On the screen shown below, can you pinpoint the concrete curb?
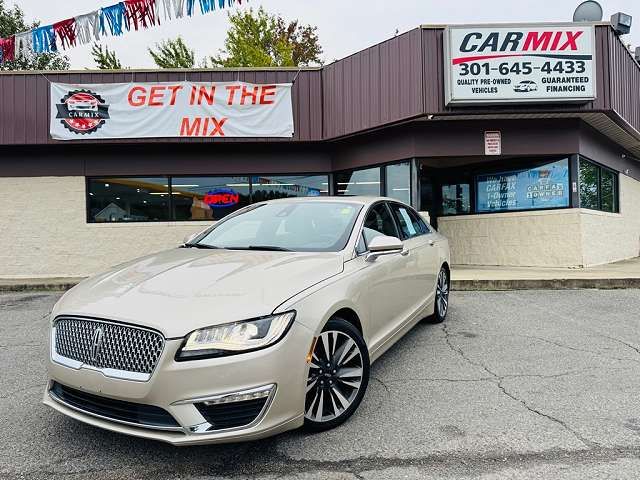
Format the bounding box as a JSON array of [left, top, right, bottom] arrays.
[[452, 278, 640, 291], [2, 278, 640, 293]]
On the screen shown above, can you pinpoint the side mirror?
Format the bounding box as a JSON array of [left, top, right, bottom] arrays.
[[366, 235, 404, 261], [183, 232, 198, 245]]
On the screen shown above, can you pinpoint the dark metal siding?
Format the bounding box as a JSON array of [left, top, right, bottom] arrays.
[[322, 28, 424, 138], [0, 69, 323, 145], [606, 28, 640, 134], [1, 25, 639, 146]]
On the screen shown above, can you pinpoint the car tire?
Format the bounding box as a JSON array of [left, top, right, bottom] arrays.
[[303, 317, 370, 432], [424, 266, 450, 324]]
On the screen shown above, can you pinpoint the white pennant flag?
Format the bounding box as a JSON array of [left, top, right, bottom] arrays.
[[75, 11, 101, 45], [14, 31, 33, 59], [161, 0, 186, 20]]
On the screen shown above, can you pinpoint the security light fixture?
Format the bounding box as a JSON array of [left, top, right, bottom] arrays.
[[611, 12, 632, 35]]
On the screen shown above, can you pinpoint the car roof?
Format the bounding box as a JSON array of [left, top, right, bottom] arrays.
[[258, 196, 407, 207]]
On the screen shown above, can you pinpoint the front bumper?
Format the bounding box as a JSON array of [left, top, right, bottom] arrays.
[[43, 321, 312, 445]]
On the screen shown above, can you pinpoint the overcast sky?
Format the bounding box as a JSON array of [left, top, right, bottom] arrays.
[[7, 0, 640, 69]]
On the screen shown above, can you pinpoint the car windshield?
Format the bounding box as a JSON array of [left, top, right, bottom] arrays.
[[194, 201, 363, 252]]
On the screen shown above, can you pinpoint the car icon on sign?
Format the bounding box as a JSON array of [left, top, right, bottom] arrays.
[[514, 80, 538, 92], [66, 93, 99, 112]]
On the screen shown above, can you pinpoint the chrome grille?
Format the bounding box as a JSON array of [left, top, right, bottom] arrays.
[[54, 317, 164, 376]]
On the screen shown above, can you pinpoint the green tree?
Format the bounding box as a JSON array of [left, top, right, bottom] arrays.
[[209, 7, 322, 67], [0, 0, 69, 71], [91, 43, 123, 70], [148, 36, 195, 69]]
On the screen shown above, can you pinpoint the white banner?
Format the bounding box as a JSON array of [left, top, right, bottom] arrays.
[[445, 23, 596, 105], [50, 81, 294, 140]]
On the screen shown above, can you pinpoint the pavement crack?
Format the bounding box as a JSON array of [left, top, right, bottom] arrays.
[[496, 378, 598, 449], [601, 335, 640, 357], [370, 376, 391, 395], [442, 322, 599, 450]]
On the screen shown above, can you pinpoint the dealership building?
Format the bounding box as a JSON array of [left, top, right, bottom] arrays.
[[1, 21, 640, 278]]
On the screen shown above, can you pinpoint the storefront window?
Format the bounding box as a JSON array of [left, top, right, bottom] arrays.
[[579, 160, 599, 210], [335, 167, 381, 196], [386, 162, 411, 204], [579, 158, 618, 213], [441, 183, 470, 215], [251, 175, 329, 202], [476, 159, 569, 213], [88, 177, 170, 222], [171, 177, 251, 221]]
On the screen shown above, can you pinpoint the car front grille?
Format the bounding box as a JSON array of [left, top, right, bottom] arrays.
[[195, 397, 269, 431], [50, 382, 181, 430], [53, 317, 164, 378]]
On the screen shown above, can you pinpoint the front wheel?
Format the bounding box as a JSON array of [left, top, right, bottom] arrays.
[[303, 318, 370, 432], [425, 266, 450, 324]]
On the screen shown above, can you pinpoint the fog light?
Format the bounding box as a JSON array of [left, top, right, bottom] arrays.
[[202, 384, 274, 406]]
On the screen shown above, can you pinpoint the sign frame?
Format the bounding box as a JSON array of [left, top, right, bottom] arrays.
[[444, 22, 598, 106]]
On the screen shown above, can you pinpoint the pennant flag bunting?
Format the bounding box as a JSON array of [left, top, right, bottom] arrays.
[[0, 36, 15, 62], [32, 25, 57, 53], [101, 3, 128, 36], [161, 0, 186, 20], [54, 19, 78, 50], [186, 0, 196, 17], [14, 31, 33, 59], [125, 0, 160, 31], [0, 0, 244, 64], [75, 12, 102, 45]]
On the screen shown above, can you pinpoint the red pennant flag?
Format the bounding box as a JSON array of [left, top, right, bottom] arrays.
[[0, 36, 15, 62], [125, 0, 160, 31], [53, 18, 77, 49]]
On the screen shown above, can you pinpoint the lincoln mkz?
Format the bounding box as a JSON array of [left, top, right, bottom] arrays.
[[44, 197, 451, 445]]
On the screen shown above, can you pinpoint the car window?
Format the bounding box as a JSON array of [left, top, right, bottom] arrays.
[[197, 202, 362, 252], [389, 204, 429, 239], [362, 203, 398, 245]]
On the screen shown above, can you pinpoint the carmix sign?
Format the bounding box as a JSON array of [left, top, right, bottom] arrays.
[[445, 23, 596, 105]]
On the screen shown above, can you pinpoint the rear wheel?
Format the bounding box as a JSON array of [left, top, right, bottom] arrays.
[[425, 266, 450, 324], [303, 318, 370, 432]]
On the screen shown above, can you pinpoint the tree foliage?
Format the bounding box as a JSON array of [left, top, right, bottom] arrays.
[[91, 43, 123, 69], [210, 7, 322, 67], [0, 0, 69, 71], [148, 36, 195, 69]]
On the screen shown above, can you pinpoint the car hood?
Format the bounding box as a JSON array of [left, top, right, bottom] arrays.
[[54, 248, 344, 338]]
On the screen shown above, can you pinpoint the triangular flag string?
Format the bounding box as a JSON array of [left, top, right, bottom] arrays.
[[0, 0, 244, 64]]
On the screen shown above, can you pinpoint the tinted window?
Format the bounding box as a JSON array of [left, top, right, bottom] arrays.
[[390, 204, 429, 239], [197, 202, 362, 252], [88, 177, 170, 222], [172, 177, 250, 221], [335, 167, 381, 196], [362, 203, 398, 245], [579, 159, 618, 213], [251, 175, 329, 202], [386, 162, 411, 204], [441, 183, 471, 215]]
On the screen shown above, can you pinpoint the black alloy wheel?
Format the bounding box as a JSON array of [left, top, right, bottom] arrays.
[[303, 318, 370, 431]]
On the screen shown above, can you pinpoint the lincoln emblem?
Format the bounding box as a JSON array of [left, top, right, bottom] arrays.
[[90, 327, 105, 363]]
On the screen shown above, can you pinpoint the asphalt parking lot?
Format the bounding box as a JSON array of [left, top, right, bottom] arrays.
[[1, 290, 640, 479]]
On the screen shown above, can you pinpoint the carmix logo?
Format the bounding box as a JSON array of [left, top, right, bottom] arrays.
[[452, 29, 592, 65], [56, 90, 110, 135]]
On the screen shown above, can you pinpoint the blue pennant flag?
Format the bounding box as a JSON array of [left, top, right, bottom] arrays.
[[186, 0, 196, 16], [32, 26, 57, 53], [199, 0, 215, 14], [100, 3, 127, 36]]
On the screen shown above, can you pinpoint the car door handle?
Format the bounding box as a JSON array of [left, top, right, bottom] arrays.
[[428, 239, 435, 246]]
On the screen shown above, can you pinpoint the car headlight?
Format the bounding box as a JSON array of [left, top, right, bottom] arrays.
[[176, 311, 296, 360]]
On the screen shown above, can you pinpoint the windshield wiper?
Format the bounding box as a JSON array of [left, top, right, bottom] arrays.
[[182, 243, 221, 249], [228, 245, 293, 252]]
